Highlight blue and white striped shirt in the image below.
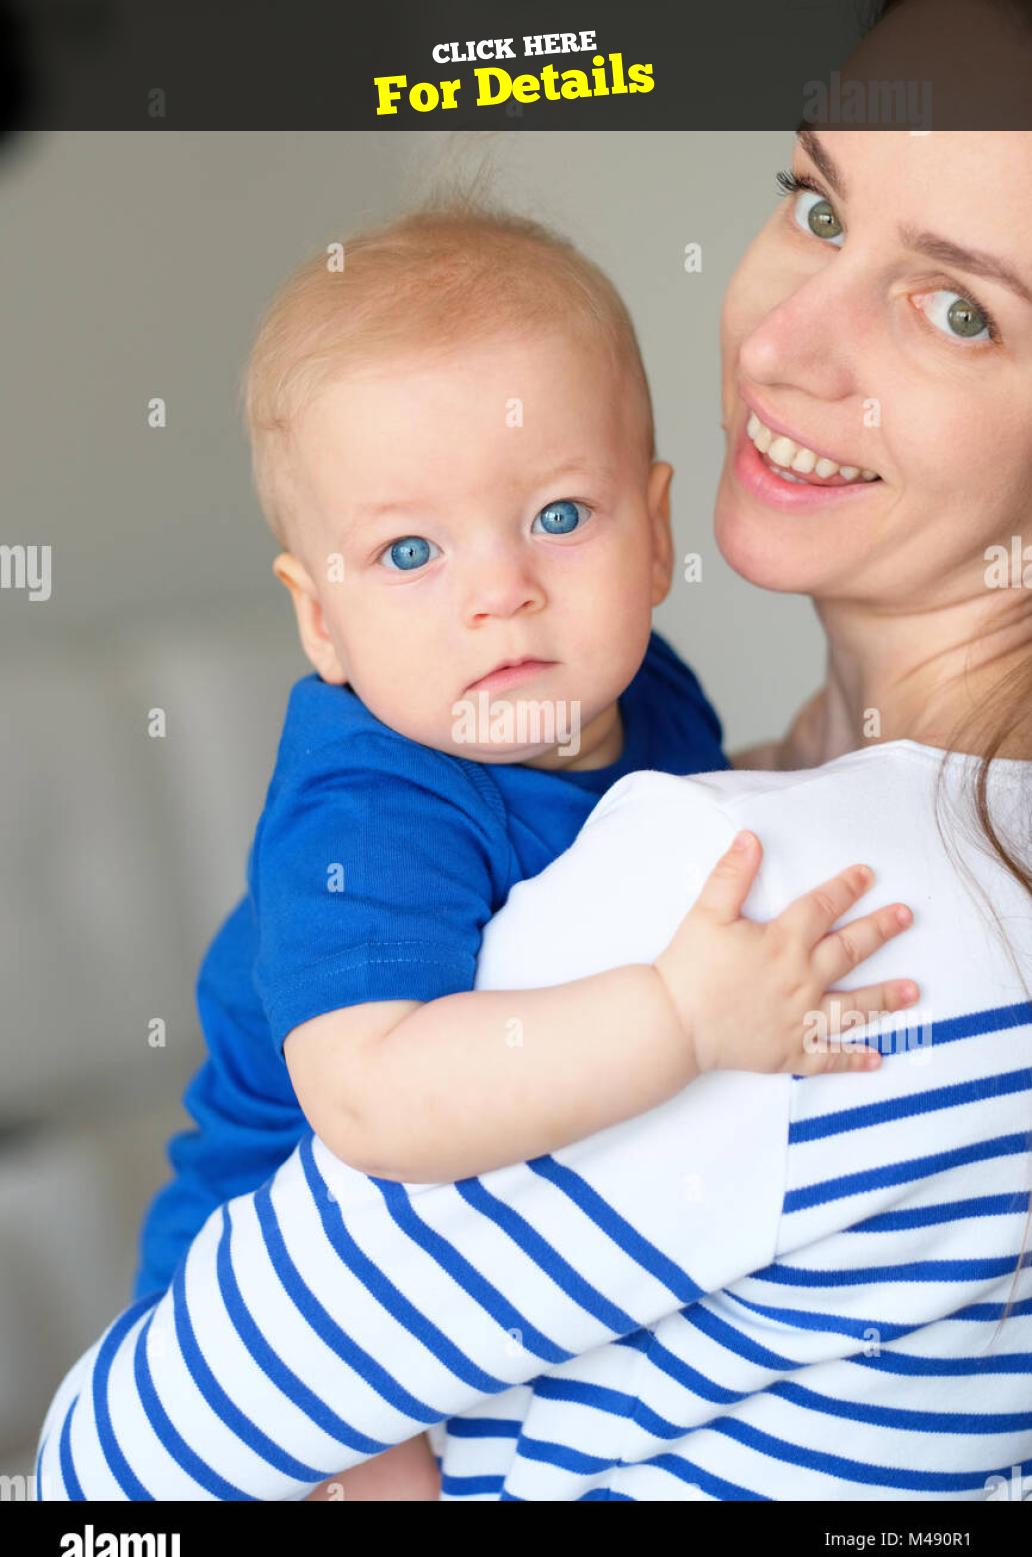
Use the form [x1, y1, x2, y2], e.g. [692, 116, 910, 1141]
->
[36, 742, 1032, 1500]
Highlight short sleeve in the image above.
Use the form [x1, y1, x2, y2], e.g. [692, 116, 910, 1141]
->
[251, 726, 505, 1053]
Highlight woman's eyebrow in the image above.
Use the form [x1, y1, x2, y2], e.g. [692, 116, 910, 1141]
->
[796, 129, 1032, 307]
[797, 129, 845, 195]
[898, 227, 1032, 306]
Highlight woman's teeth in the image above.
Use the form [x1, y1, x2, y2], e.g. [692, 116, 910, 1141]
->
[746, 412, 878, 484]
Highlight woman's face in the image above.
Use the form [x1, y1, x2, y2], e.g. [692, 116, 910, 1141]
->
[716, 131, 1032, 609]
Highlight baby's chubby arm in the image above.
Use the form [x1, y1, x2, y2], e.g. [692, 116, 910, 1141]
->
[284, 963, 687, 1182]
[284, 832, 918, 1183]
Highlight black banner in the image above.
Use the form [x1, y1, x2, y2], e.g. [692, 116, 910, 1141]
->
[1, 0, 1029, 134]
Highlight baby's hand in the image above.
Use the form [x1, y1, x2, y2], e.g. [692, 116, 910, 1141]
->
[653, 831, 917, 1077]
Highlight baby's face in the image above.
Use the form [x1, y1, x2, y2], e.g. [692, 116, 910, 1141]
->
[283, 329, 674, 764]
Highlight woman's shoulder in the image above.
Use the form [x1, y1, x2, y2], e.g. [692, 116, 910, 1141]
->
[587, 739, 984, 829]
[578, 739, 1031, 923]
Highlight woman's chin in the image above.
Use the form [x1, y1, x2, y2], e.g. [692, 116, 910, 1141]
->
[714, 481, 838, 595]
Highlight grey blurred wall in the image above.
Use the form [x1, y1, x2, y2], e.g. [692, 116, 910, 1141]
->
[0, 130, 823, 1473]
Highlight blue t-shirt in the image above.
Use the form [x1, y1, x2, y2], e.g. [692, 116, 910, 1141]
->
[132, 631, 728, 1299]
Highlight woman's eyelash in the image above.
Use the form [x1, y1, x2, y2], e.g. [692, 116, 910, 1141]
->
[775, 167, 1001, 345]
[776, 168, 823, 199]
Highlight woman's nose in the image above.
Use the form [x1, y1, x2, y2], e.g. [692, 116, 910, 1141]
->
[739, 264, 863, 404]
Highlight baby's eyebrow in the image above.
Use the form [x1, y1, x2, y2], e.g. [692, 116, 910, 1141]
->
[534, 458, 616, 487]
[346, 461, 615, 527]
[348, 498, 433, 525]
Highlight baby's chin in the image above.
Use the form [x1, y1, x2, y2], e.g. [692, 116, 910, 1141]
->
[418, 720, 585, 768]
[448, 741, 558, 765]
[376, 711, 557, 765]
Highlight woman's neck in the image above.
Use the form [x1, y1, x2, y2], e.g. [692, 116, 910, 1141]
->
[802, 593, 1032, 767]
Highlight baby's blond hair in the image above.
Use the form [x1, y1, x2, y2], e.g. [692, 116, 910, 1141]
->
[240, 194, 656, 548]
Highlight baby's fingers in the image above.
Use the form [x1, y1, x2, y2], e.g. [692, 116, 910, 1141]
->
[777, 863, 876, 948]
[797, 980, 920, 1076]
[798, 1043, 882, 1076]
[813, 903, 914, 986]
[692, 831, 762, 925]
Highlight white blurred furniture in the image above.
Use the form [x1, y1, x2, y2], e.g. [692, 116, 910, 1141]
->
[0, 608, 301, 1475]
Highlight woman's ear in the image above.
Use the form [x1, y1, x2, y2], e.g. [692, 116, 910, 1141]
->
[647, 460, 675, 606]
[272, 552, 349, 685]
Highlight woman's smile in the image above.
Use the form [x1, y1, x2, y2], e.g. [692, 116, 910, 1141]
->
[732, 417, 885, 513]
[742, 397, 880, 485]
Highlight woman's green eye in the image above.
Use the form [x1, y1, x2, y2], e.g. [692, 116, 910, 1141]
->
[946, 296, 988, 338]
[777, 171, 845, 247]
[914, 289, 994, 344]
[798, 192, 844, 244]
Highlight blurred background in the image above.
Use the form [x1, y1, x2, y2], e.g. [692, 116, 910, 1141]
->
[0, 128, 823, 1476]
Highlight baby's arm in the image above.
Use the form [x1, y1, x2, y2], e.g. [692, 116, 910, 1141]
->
[285, 831, 917, 1183]
[306, 1434, 440, 1501]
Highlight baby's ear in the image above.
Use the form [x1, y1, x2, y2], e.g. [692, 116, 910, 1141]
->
[647, 460, 675, 606]
[272, 552, 348, 684]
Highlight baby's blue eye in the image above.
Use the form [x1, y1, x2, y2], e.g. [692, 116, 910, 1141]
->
[380, 535, 439, 571]
[532, 499, 590, 536]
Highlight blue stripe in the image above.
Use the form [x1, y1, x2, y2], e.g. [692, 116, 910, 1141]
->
[704, 1416, 1032, 1492]
[731, 1289, 1032, 1339]
[132, 1306, 250, 1499]
[531, 1374, 691, 1442]
[533, 1357, 990, 1478]
[616, 1326, 750, 1410]
[532, 1326, 996, 1457]
[679, 1301, 798, 1372]
[34, 1437, 46, 1502]
[874, 1001, 1031, 1052]
[753, 1250, 1032, 1287]
[252, 1182, 447, 1420]
[639, 1314, 1032, 1434]
[516, 1432, 614, 1476]
[852, 1347, 1032, 1376]
[528, 1155, 703, 1301]
[456, 1176, 638, 1334]
[767, 1376, 1032, 1433]
[92, 1298, 158, 1501]
[615, 1328, 655, 1354]
[790, 1001, 1031, 1073]
[645, 1449, 768, 1501]
[445, 1416, 522, 1439]
[281, 1140, 504, 1401]
[954, 1296, 1032, 1320]
[850, 1192, 1030, 1232]
[374, 1177, 572, 1365]
[441, 1472, 506, 1496]
[732, 1284, 1032, 1335]
[57, 1397, 84, 1501]
[789, 1066, 1032, 1144]
[726, 1290, 919, 1343]
[212, 1206, 388, 1460]
[929, 1000, 1032, 1043]
[581, 1488, 635, 1500]
[784, 1130, 1032, 1212]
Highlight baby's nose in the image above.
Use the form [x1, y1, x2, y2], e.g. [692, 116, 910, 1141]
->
[464, 563, 545, 623]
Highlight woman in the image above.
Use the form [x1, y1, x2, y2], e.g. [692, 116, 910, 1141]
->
[35, 127, 1032, 1502]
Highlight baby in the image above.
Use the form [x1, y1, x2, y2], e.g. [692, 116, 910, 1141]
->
[135, 199, 917, 1501]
